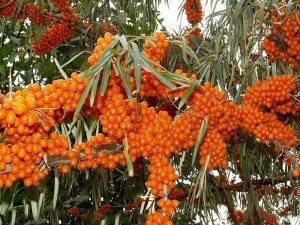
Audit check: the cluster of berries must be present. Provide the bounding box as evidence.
[32,5,78,55]
[143,32,169,62]
[241,75,299,148]
[88,32,114,65]
[0,0,16,18]
[262,7,300,69]
[0,0,78,55]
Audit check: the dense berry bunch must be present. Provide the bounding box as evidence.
[143,32,169,62]
[241,75,299,147]
[32,6,77,55]
[146,156,178,196]
[0,1,77,55]
[145,211,173,225]
[50,0,70,11]
[23,3,51,25]
[184,0,203,24]
[243,75,295,108]
[0,132,69,188]
[133,69,171,98]
[0,32,299,225]
[32,23,72,55]
[0,0,16,18]
[98,75,135,141]
[157,198,180,216]
[88,32,114,65]
[261,8,300,69]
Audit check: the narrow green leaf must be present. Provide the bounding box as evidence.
[130,42,141,92]
[181,36,188,64]
[91,37,119,71]
[100,58,112,96]
[73,77,94,119]
[63,195,90,204]
[123,135,134,177]
[192,117,208,166]
[89,50,112,75]
[10,208,16,225]
[140,56,175,89]
[30,201,38,219]
[37,193,45,219]
[119,35,128,50]
[25,218,48,225]
[114,63,132,99]
[178,80,198,109]
[90,72,100,107]
[114,214,121,225]
[162,72,191,85]
[61,51,88,68]
[53,169,59,210]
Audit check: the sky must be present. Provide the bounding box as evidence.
[158,0,225,33]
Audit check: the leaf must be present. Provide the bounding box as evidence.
[62,51,88,68]
[130,42,141,92]
[123,135,134,177]
[10,208,16,225]
[114,214,121,225]
[119,35,128,50]
[178,80,198,109]
[73,77,94,119]
[113,63,132,99]
[0,64,6,76]
[24,218,48,225]
[53,169,59,210]
[64,195,90,204]
[100,58,112,96]
[91,38,119,71]
[0,42,13,58]
[0,132,6,143]
[161,72,190,85]
[140,56,175,89]
[89,71,101,107]
[192,117,208,166]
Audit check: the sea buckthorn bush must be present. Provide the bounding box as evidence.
[1,1,300,225]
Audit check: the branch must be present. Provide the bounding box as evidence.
[216,177,296,192]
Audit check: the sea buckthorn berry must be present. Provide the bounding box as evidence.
[143,32,169,62]
[145,211,173,225]
[292,168,300,178]
[184,0,203,24]
[262,8,300,70]
[88,32,114,66]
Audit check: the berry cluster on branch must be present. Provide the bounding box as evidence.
[0,32,299,225]
[0,0,78,55]
[184,0,203,24]
[262,7,300,69]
